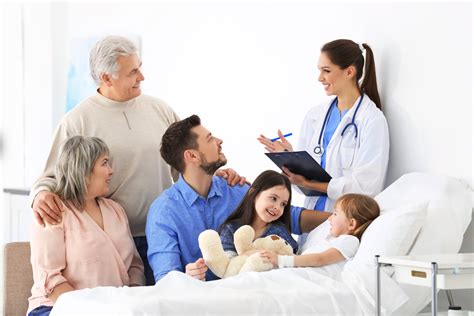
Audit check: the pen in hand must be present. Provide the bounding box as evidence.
[270,133,292,142]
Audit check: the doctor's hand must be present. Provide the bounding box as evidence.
[185,258,208,281]
[283,167,329,194]
[32,191,65,227]
[282,166,308,187]
[257,129,293,153]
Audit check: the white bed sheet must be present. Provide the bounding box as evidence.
[51,265,406,316]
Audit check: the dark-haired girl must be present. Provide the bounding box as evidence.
[219,170,298,257]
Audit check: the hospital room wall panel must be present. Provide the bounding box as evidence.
[0,5,4,312]
[22,4,54,189]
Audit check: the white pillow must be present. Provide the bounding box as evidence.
[298,220,330,254]
[374,172,471,256]
[351,201,428,265]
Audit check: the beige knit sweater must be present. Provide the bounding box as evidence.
[30,92,180,236]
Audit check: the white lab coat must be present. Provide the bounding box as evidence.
[296,94,389,212]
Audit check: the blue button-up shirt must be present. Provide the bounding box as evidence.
[146,175,304,282]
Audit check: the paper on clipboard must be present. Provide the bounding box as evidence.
[265,151,332,196]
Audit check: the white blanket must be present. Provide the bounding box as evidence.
[49,173,471,315]
[51,265,407,316]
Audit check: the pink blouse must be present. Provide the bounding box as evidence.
[28,197,145,313]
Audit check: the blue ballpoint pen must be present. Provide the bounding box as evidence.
[270,133,292,142]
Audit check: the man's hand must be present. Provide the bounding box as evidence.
[257,129,293,153]
[32,191,65,226]
[215,168,247,186]
[185,258,208,281]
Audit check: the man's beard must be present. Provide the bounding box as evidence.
[199,153,227,175]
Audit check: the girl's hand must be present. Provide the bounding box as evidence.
[260,250,278,267]
[257,129,293,153]
[282,166,308,187]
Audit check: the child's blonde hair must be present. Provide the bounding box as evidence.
[335,193,380,240]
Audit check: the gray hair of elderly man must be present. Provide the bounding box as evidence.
[54,135,109,210]
[89,35,138,86]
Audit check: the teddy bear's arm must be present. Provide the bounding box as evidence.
[239,249,262,257]
[199,230,230,278]
[234,225,255,255]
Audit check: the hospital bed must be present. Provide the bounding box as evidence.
[50,172,472,315]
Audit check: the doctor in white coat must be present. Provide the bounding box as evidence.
[259,39,389,213]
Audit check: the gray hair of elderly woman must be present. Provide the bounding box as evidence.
[89,35,138,86]
[54,136,109,210]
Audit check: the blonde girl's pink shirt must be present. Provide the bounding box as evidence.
[27,197,145,313]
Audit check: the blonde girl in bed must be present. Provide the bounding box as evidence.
[260,193,379,269]
[219,170,299,257]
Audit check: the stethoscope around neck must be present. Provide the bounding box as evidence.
[313,94,364,157]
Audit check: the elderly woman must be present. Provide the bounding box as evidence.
[27,136,144,316]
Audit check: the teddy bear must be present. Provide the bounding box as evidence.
[198,225,294,279]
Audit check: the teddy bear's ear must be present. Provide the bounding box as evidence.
[270,235,280,241]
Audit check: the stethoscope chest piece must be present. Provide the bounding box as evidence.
[314,145,324,156]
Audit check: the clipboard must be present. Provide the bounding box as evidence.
[265,151,332,196]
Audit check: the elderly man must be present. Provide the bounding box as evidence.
[146,115,330,282]
[30,36,243,285]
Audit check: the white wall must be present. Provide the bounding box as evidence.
[0,4,4,313]
[0,2,4,235]
[2,2,472,192]
[52,2,473,193]
[1,3,54,190]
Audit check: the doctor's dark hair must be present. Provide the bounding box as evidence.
[160,115,201,173]
[219,170,293,233]
[321,39,382,110]
[335,193,380,240]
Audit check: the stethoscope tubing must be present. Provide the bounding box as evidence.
[313,95,364,156]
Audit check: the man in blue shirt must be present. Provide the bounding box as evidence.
[146,115,330,282]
